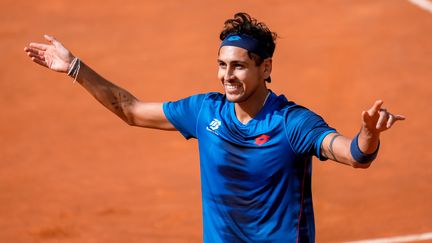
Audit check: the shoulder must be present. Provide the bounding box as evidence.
[203,92,225,102]
[285,105,319,120]
[271,94,311,117]
[173,92,224,105]
[273,95,320,119]
[198,92,229,109]
[273,95,327,128]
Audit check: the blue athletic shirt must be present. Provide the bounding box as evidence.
[163,91,336,243]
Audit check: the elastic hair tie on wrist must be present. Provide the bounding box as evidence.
[350,133,379,164]
[67,57,81,83]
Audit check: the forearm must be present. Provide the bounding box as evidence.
[321,134,351,164]
[321,133,377,168]
[24,36,174,129]
[73,61,138,124]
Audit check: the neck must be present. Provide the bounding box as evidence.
[234,88,270,124]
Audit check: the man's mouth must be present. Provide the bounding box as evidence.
[224,83,242,92]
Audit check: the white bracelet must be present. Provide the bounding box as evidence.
[67,57,81,83]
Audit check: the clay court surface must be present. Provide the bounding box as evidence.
[1,0,431,242]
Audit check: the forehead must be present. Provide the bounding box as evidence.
[218,46,252,62]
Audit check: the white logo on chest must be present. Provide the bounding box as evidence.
[206,118,221,135]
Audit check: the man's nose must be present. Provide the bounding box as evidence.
[224,68,234,81]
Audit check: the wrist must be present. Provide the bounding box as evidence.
[67,57,81,83]
[350,133,380,164]
[358,128,380,154]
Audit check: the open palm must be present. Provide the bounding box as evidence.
[24,35,74,73]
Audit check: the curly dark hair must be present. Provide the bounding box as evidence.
[220,12,277,82]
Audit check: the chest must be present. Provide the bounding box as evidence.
[196,113,300,183]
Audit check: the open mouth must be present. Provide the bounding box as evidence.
[224,83,243,93]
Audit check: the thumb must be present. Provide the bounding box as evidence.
[44,34,62,47]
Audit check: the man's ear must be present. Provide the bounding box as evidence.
[263,58,272,78]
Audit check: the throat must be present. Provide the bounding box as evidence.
[234,90,270,125]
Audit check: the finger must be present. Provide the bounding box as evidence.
[368,100,384,115]
[26,48,45,58]
[24,46,40,54]
[31,56,48,67]
[28,42,48,51]
[394,114,406,121]
[28,52,46,63]
[376,109,389,130]
[25,47,44,57]
[387,114,407,128]
[386,114,395,128]
[27,52,45,61]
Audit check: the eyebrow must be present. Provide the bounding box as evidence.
[217,59,248,65]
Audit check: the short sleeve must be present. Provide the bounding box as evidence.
[285,107,336,160]
[163,94,206,139]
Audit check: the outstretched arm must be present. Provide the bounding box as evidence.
[320,100,405,168]
[24,35,175,130]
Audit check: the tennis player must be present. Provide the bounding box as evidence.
[24,12,404,243]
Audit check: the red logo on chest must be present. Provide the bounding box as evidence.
[255,134,270,146]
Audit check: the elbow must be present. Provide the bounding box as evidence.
[125,119,136,126]
[124,116,139,126]
[120,112,138,126]
[351,161,372,169]
[122,106,141,126]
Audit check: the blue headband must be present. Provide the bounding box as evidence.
[220,34,271,59]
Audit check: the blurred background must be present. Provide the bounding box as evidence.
[1,0,431,242]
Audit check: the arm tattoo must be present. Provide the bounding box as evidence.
[321,143,329,159]
[111,91,133,113]
[108,91,136,124]
[328,134,341,161]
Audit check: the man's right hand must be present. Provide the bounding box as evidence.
[24,35,74,73]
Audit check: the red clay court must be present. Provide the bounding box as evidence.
[1,1,431,242]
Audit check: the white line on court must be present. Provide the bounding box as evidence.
[344,232,432,243]
[408,0,432,13]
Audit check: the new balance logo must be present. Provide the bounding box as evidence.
[206,118,221,135]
